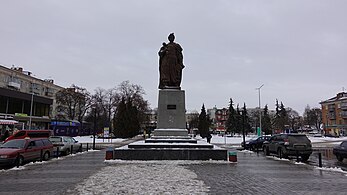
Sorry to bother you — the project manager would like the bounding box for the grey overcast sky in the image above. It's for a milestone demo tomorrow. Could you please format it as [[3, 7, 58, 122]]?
[[0, 0, 346, 115]]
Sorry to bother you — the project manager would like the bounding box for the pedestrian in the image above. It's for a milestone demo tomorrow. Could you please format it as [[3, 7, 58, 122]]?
[[143, 130, 147, 139], [207, 133, 212, 143]]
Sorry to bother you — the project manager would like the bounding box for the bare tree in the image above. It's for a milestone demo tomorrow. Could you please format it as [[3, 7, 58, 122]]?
[[56, 85, 91, 123], [303, 105, 322, 131], [116, 81, 149, 125], [93, 87, 119, 129], [287, 107, 300, 131]]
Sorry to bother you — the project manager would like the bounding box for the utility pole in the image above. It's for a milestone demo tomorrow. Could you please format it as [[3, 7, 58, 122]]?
[[29, 92, 34, 130], [256, 84, 264, 136]]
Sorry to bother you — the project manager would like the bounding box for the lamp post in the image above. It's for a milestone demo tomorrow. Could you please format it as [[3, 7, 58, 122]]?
[[241, 110, 246, 150], [29, 92, 34, 130], [93, 106, 96, 150], [256, 84, 264, 136]]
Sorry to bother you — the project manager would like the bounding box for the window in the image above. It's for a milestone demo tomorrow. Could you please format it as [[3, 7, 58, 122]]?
[[42, 139, 52, 146], [35, 140, 44, 147], [27, 132, 50, 138], [14, 131, 26, 137], [28, 141, 36, 147]]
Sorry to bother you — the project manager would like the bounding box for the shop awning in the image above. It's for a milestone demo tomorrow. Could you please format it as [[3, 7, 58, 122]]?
[[0, 119, 19, 125]]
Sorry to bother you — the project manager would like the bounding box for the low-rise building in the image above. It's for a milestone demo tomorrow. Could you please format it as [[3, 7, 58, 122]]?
[[320, 92, 347, 136], [0, 65, 64, 132]]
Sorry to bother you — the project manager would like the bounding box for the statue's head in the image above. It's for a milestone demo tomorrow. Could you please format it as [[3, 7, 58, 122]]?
[[168, 33, 175, 42]]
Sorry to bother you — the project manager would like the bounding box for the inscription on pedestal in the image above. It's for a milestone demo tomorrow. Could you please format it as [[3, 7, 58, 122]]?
[[167, 105, 176, 110]]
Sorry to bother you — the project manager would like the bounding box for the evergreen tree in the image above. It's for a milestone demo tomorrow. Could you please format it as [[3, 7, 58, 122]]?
[[273, 100, 288, 132], [235, 105, 242, 134], [113, 98, 127, 138], [225, 98, 237, 134], [262, 104, 273, 135], [280, 101, 288, 130], [126, 98, 140, 137], [113, 97, 141, 138], [198, 104, 210, 138], [242, 103, 252, 134], [273, 99, 281, 131]]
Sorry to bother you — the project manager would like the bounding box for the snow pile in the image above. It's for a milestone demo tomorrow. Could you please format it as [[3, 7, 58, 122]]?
[[70, 162, 209, 194], [238, 150, 254, 154], [315, 166, 347, 175], [266, 156, 290, 162], [0, 166, 25, 172]]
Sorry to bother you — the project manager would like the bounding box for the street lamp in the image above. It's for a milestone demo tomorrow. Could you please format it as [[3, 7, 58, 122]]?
[[241, 109, 246, 150], [256, 84, 264, 136], [29, 92, 34, 130], [92, 105, 97, 150]]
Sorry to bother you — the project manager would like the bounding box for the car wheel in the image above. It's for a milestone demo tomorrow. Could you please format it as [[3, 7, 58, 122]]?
[[277, 148, 283, 158], [336, 155, 344, 162], [43, 151, 50, 161], [250, 145, 254, 151], [301, 155, 310, 162], [263, 147, 269, 156], [15, 156, 24, 166], [78, 145, 82, 153], [65, 149, 70, 155]]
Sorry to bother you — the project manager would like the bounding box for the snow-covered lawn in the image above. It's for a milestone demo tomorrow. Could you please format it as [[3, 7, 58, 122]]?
[[197, 134, 347, 146], [73, 134, 347, 146], [69, 161, 210, 195], [73, 136, 125, 144]]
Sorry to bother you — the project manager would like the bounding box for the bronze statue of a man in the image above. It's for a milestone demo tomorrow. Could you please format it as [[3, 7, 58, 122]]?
[[158, 33, 185, 89]]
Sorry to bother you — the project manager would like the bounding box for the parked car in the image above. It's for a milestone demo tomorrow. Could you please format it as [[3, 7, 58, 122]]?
[[250, 136, 270, 150], [333, 141, 347, 162], [0, 138, 53, 166], [263, 134, 312, 161], [241, 136, 270, 150], [49, 136, 82, 155], [241, 137, 257, 149], [4, 130, 52, 143]]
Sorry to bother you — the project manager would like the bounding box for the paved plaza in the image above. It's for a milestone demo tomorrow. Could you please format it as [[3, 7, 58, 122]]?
[[0, 146, 346, 194]]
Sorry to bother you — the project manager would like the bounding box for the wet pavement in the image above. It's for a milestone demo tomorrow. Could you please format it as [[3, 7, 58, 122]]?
[[0, 138, 140, 195], [0, 140, 346, 194], [188, 151, 347, 195], [0, 149, 106, 194]]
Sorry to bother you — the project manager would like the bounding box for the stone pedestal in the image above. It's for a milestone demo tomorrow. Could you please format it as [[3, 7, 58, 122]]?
[[111, 88, 227, 161], [152, 89, 188, 138]]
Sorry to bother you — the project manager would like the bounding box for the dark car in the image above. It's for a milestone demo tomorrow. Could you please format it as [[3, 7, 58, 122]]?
[[49, 136, 82, 155], [333, 141, 347, 162], [263, 134, 312, 161], [0, 138, 53, 166], [241, 136, 270, 150], [248, 136, 270, 150]]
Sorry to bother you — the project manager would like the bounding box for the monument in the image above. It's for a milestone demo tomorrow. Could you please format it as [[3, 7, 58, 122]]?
[[112, 33, 227, 160], [152, 33, 190, 139]]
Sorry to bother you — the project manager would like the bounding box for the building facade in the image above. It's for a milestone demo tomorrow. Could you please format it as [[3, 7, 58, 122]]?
[[0, 65, 64, 131], [215, 108, 228, 132], [320, 92, 347, 136]]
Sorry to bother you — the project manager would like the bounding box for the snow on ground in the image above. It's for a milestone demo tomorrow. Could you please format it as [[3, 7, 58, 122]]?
[[73, 134, 347, 145], [73, 136, 125, 143], [315, 166, 347, 176], [69, 161, 209, 195], [204, 134, 347, 146]]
